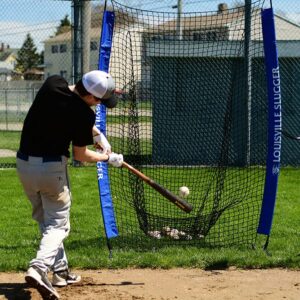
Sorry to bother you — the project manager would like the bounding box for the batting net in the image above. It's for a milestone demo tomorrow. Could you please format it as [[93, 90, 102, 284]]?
[[104, 0, 270, 248]]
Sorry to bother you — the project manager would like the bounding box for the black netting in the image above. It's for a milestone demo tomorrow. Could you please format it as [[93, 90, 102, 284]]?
[[104, 0, 268, 248], [280, 57, 300, 166]]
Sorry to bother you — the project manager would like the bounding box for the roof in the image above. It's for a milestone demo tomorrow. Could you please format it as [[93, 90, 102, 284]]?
[[44, 27, 101, 43], [43, 8, 300, 44], [156, 10, 246, 31], [0, 50, 16, 62], [0, 67, 15, 74], [24, 68, 44, 75], [275, 13, 300, 29], [274, 13, 300, 40]]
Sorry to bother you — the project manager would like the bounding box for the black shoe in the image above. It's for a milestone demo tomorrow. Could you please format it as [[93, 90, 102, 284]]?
[[52, 270, 81, 287], [25, 266, 60, 299]]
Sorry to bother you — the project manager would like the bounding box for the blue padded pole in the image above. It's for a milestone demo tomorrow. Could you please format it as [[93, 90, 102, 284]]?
[[257, 7, 282, 236], [95, 10, 118, 240]]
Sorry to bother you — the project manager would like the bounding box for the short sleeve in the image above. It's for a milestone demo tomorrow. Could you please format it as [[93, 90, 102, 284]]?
[[71, 107, 95, 147]]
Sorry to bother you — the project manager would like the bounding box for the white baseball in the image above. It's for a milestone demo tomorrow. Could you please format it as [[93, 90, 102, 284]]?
[[148, 231, 161, 239], [179, 186, 190, 197], [170, 229, 179, 239]]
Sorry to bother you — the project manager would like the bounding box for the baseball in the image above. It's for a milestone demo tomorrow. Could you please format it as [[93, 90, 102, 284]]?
[[148, 231, 161, 239], [179, 186, 190, 197]]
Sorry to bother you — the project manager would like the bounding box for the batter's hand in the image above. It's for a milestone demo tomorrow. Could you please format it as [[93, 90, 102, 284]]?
[[93, 132, 111, 154], [108, 153, 123, 167]]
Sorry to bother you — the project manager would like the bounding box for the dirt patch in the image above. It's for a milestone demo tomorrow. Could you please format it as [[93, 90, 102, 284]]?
[[0, 268, 299, 300]]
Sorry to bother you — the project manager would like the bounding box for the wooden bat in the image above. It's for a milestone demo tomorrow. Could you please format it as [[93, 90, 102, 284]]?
[[122, 161, 193, 213]]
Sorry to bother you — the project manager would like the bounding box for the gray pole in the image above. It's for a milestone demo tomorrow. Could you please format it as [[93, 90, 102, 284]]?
[[71, 0, 83, 166], [177, 0, 183, 40], [82, 0, 91, 74], [245, 0, 252, 165], [72, 0, 82, 84]]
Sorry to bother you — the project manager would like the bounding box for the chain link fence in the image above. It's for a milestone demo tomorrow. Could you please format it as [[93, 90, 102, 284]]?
[[0, 0, 299, 167]]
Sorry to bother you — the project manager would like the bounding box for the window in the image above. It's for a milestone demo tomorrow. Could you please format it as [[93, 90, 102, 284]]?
[[90, 41, 98, 51], [151, 35, 163, 41], [207, 31, 217, 40], [60, 44, 67, 53], [193, 32, 206, 41], [51, 45, 58, 53]]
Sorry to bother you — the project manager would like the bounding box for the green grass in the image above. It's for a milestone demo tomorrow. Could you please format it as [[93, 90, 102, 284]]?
[[0, 131, 21, 166], [119, 99, 152, 110], [0, 131, 153, 166], [107, 115, 151, 124], [0, 131, 21, 150], [0, 166, 299, 271], [0, 113, 151, 124]]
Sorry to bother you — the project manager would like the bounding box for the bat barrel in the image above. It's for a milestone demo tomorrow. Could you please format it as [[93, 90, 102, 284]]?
[[122, 162, 193, 213]]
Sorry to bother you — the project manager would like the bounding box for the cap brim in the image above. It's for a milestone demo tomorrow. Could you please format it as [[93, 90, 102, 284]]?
[[101, 94, 118, 108]]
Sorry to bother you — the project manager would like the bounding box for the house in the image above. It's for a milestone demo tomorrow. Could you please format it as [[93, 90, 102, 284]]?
[[43, 24, 145, 95], [135, 3, 300, 166], [43, 28, 101, 82], [42, 3, 300, 165], [143, 4, 300, 54], [24, 67, 45, 81], [43, 4, 300, 89], [0, 43, 18, 81]]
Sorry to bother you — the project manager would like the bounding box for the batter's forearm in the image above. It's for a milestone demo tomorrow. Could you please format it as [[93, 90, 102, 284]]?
[[73, 145, 108, 162], [92, 125, 100, 137]]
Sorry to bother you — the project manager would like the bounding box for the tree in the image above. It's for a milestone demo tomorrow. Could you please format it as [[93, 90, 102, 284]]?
[[55, 14, 71, 35], [15, 33, 40, 73]]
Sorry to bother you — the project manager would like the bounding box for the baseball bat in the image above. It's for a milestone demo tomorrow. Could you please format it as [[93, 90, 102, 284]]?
[[122, 161, 193, 213]]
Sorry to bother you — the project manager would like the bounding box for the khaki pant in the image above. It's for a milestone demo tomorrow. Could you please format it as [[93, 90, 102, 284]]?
[[17, 156, 71, 273]]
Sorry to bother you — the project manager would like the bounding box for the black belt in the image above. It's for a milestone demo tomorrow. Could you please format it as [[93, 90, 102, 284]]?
[[17, 151, 62, 163]]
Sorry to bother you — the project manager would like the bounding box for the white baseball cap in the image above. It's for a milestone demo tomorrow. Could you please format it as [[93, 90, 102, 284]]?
[[82, 70, 117, 108]]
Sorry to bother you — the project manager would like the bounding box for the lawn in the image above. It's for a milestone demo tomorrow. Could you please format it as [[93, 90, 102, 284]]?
[[0, 130, 152, 166], [0, 131, 21, 151], [0, 166, 299, 272]]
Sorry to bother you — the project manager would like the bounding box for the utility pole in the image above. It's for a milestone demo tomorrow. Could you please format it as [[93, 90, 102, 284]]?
[[82, 0, 91, 74], [72, 0, 82, 166], [72, 0, 91, 81], [72, 0, 82, 84], [172, 0, 183, 40]]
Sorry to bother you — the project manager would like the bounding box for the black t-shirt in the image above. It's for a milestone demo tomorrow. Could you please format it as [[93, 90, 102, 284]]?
[[19, 75, 95, 157]]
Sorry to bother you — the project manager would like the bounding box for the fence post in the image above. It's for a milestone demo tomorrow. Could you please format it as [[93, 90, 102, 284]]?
[[5, 89, 8, 131], [72, 0, 83, 167], [245, 0, 252, 165], [82, 0, 91, 73], [72, 0, 82, 84]]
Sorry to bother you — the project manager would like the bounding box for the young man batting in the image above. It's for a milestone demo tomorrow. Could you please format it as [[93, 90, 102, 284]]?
[[16, 70, 123, 299]]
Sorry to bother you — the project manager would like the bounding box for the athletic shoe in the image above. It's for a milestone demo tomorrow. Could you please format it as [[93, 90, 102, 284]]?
[[52, 270, 81, 287], [25, 266, 60, 300]]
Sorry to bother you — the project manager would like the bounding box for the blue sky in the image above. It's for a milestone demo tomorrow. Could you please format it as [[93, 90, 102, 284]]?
[[0, 0, 299, 52], [128, 0, 300, 13], [0, 0, 71, 51]]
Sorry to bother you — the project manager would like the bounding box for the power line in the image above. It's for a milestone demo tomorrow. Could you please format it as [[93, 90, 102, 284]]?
[[0, 21, 59, 37], [185, 0, 220, 3]]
